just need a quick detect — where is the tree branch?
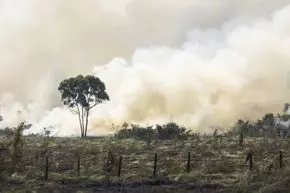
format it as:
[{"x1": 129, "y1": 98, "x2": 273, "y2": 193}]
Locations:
[
  {"x1": 69, "y1": 108, "x2": 78, "y2": 114},
  {"x1": 89, "y1": 101, "x2": 100, "y2": 110}
]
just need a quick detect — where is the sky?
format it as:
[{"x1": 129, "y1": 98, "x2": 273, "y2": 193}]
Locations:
[{"x1": 0, "y1": 0, "x2": 290, "y2": 136}]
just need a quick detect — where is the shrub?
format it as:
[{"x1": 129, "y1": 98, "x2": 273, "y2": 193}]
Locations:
[
  {"x1": 0, "y1": 142, "x2": 9, "y2": 177},
  {"x1": 0, "y1": 128, "x2": 14, "y2": 136},
  {"x1": 0, "y1": 122, "x2": 31, "y2": 176},
  {"x1": 156, "y1": 122, "x2": 190, "y2": 140},
  {"x1": 11, "y1": 122, "x2": 30, "y2": 173},
  {"x1": 115, "y1": 124, "x2": 155, "y2": 143},
  {"x1": 115, "y1": 122, "x2": 191, "y2": 141}
]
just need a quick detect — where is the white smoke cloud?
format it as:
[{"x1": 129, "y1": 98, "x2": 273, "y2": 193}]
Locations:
[{"x1": 0, "y1": 0, "x2": 290, "y2": 136}]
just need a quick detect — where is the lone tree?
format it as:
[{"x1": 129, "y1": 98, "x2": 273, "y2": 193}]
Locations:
[{"x1": 58, "y1": 75, "x2": 109, "y2": 137}]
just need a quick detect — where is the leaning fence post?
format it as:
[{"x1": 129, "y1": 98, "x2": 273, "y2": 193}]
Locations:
[
  {"x1": 186, "y1": 152, "x2": 191, "y2": 173},
  {"x1": 153, "y1": 153, "x2": 157, "y2": 178},
  {"x1": 44, "y1": 155, "x2": 49, "y2": 180},
  {"x1": 77, "y1": 155, "x2": 80, "y2": 176},
  {"x1": 245, "y1": 151, "x2": 253, "y2": 171},
  {"x1": 279, "y1": 150, "x2": 283, "y2": 168},
  {"x1": 117, "y1": 156, "x2": 122, "y2": 177}
]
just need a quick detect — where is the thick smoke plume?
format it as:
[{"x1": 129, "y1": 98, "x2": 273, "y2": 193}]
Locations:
[{"x1": 0, "y1": 0, "x2": 290, "y2": 136}]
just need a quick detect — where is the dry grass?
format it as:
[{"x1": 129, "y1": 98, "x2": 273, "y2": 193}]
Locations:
[{"x1": 1, "y1": 135, "x2": 290, "y2": 192}]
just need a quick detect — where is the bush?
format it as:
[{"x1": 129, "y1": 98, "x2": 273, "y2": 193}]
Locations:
[
  {"x1": 0, "y1": 128, "x2": 14, "y2": 136},
  {"x1": 0, "y1": 122, "x2": 31, "y2": 176},
  {"x1": 115, "y1": 124, "x2": 155, "y2": 142},
  {"x1": 156, "y1": 122, "x2": 190, "y2": 140},
  {"x1": 11, "y1": 122, "x2": 28, "y2": 173},
  {"x1": 115, "y1": 122, "x2": 191, "y2": 141}
]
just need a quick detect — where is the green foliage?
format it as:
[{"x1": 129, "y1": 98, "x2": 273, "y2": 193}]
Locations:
[
  {"x1": 0, "y1": 141, "x2": 10, "y2": 177},
  {"x1": 229, "y1": 111, "x2": 285, "y2": 138},
  {"x1": 10, "y1": 122, "x2": 31, "y2": 173},
  {"x1": 40, "y1": 127, "x2": 52, "y2": 156},
  {"x1": 115, "y1": 122, "x2": 190, "y2": 141},
  {"x1": 156, "y1": 122, "x2": 190, "y2": 140},
  {"x1": 279, "y1": 113, "x2": 290, "y2": 121},
  {"x1": 58, "y1": 75, "x2": 109, "y2": 137},
  {"x1": 58, "y1": 75, "x2": 109, "y2": 109},
  {"x1": 263, "y1": 113, "x2": 275, "y2": 126},
  {"x1": 114, "y1": 123, "x2": 155, "y2": 142},
  {"x1": 0, "y1": 127, "x2": 14, "y2": 136},
  {"x1": 0, "y1": 127, "x2": 19, "y2": 177},
  {"x1": 231, "y1": 119, "x2": 249, "y2": 135}
]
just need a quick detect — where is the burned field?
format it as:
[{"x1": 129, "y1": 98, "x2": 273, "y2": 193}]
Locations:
[{"x1": 1, "y1": 130, "x2": 290, "y2": 193}]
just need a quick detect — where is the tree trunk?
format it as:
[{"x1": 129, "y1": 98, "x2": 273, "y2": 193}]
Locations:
[
  {"x1": 77, "y1": 105, "x2": 84, "y2": 138},
  {"x1": 77, "y1": 106, "x2": 90, "y2": 138},
  {"x1": 84, "y1": 109, "x2": 89, "y2": 137}
]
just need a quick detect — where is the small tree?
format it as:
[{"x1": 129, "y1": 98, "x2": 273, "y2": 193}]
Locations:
[
  {"x1": 11, "y1": 122, "x2": 31, "y2": 173},
  {"x1": 41, "y1": 127, "x2": 52, "y2": 155},
  {"x1": 255, "y1": 119, "x2": 264, "y2": 136},
  {"x1": 58, "y1": 75, "x2": 109, "y2": 137},
  {"x1": 234, "y1": 119, "x2": 250, "y2": 146}
]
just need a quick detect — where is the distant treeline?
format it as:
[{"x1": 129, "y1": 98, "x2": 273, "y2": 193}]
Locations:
[
  {"x1": 0, "y1": 112, "x2": 289, "y2": 140},
  {"x1": 115, "y1": 113, "x2": 290, "y2": 142}
]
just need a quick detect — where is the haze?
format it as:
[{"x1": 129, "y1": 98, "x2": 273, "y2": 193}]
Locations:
[{"x1": 0, "y1": 0, "x2": 290, "y2": 136}]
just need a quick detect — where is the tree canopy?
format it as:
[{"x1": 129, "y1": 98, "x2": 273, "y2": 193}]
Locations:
[{"x1": 58, "y1": 75, "x2": 109, "y2": 137}]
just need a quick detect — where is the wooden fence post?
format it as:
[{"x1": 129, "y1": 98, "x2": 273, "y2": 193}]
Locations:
[
  {"x1": 279, "y1": 150, "x2": 283, "y2": 169},
  {"x1": 153, "y1": 153, "x2": 157, "y2": 178},
  {"x1": 44, "y1": 156, "x2": 49, "y2": 180},
  {"x1": 77, "y1": 155, "x2": 80, "y2": 176},
  {"x1": 186, "y1": 152, "x2": 191, "y2": 173},
  {"x1": 239, "y1": 130, "x2": 244, "y2": 146},
  {"x1": 117, "y1": 156, "x2": 122, "y2": 177},
  {"x1": 245, "y1": 151, "x2": 253, "y2": 171}
]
